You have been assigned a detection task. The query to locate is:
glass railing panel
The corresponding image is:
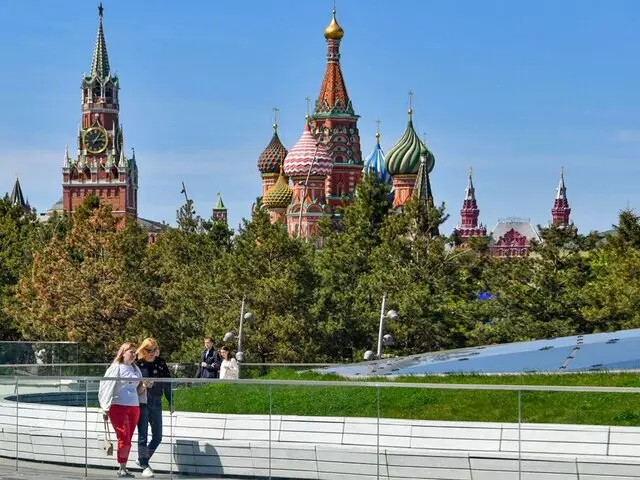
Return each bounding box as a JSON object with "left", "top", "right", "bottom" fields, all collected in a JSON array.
[
  {"left": 517, "top": 376, "right": 640, "bottom": 479},
  {"left": 377, "top": 379, "right": 520, "bottom": 480},
  {"left": 0, "top": 376, "right": 18, "bottom": 473},
  {"left": 269, "top": 379, "right": 381, "bottom": 479},
  {"left": 162, "top": 376, "right": 272, "bottom": 478},
  {"left": 11, "top": 375, "right": 85, "bottom": 472}
]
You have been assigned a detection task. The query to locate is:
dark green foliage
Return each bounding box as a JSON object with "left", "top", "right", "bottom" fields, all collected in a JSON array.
[{"left": 4, "top": 192, "right": 640, "bottom": 363}]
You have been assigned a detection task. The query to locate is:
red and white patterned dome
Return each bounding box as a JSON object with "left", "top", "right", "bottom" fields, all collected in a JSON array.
[{"left": 283, "top": 122, "right": 333, "bottom": 177}]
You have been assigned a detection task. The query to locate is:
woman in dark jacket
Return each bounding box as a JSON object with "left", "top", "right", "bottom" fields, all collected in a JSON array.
[{"left": 135, "top": 338, "right": 173, "bottom": 478}]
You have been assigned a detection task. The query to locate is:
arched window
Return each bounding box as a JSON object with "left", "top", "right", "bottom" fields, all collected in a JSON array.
[{"left": 92, "top": 83, "right": 101, "bottom": 102}]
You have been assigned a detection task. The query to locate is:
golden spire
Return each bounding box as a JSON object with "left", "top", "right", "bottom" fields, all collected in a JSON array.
[{"left": 324, "top": 8, "right": 345, "bottom": 40}]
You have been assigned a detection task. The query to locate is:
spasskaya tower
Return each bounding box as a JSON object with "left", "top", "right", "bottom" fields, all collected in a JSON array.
[{"left": 61, "top": 3, "right": 138, "bottom": 217}]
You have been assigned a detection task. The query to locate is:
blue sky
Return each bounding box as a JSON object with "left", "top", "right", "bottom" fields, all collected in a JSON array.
[{"left": 0, "top": 0, "right": 639, "bottom": 233}]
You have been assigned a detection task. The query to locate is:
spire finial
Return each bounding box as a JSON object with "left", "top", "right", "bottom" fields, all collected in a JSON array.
[
  {"left": 305, "top": 96, "right": 311, "bottom": 118},
  {"left": 91, "top": 2, "right": 110, "bottom": 78},
  {"left": 469, "top": 166, "right": 473, "bottom": 178},
  {"left": 272, "top": 107, "right": 279, "bottom": 132},
  {"left": 408, "top": 90, "right": 414, "bottom": 118},
  {"left": 375, "top": 119, "right": 381, "bottom": 144}
]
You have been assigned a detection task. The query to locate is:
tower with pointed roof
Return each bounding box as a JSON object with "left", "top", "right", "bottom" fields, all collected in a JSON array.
[
  {"left": 212, "top": 193, "right": 228, "bottom": 223},
  {"left": 284, "top": 119, "right": 333, "bottom": 239},
  {"left": 385, "top": 97, "right": 435, "bottom": 208},
  {"left": 8, "top": 177, "right": 30, "bottom": 212},
  {"left": 61, "top": 4, "right": 137, "bottom": 218},
  {"left": 453, "top": 168, "right": 487, "bottom": 242},
  {"left": 551, "top": 168, "right": 572, "bottom": 227},
  {"left": 310, "top": 8, "right": 362, "bottom": 211}
]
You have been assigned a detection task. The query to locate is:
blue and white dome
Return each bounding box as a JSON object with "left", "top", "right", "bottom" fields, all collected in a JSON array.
[{"left": 363, "top": 131, "right": 392, "bottom": 184}]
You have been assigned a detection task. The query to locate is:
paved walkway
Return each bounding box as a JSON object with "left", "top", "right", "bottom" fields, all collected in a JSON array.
[{"left": 0, "top": 457, "right": 256, "bottom": 480}]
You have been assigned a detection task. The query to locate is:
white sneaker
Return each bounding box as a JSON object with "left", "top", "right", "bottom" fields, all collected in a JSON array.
[{"left": 141, "top": 467, "right": 154, "bottom": 478}]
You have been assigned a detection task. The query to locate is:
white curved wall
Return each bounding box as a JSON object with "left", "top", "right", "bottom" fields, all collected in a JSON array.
[{"left": 1, "top": 397, "right": 640, "bottom": 479}]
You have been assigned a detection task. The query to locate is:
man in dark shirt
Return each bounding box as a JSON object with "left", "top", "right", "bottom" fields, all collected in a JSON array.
[
  {"left": 135, "top": 338, "right": 173, "bottom": 478},
  {"left": 196, "top": 337, "right": 221, "bottom": 379}
]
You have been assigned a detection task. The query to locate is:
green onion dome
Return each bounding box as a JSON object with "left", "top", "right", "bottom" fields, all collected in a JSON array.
[
  {"left": 258, "top": 125, "right": 288, "bottom": 175},
  {"left": 263, "top": 170, "right": 293, "bottom": 209},
  {"left": 385, "top": 111, "right": 435, "bottom": 175}
]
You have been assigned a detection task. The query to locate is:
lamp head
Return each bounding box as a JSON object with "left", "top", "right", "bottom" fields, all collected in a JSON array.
[
  {"left": 236, "top": 351, "right": 244, "bottom": 362},
  {"left": 363, "top": 350, "right": 374, "bottom": 361},
  {"left": 382, "top": 334, "right": 394, "bottom": 346},
  {"left": 244, "top": 312, "right": 254, "bottom": 322},
  {"left": 387, "top": 310, "right": 398, "bottom": 321},
  {"left": 223, "top": 332, "right": 236, "bottom": 342}
]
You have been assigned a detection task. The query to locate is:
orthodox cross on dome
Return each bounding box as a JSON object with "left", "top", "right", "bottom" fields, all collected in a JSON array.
[
  {"left": 272, "top": 107, "right": 279, "bottom": 132},
  {"left": 408, "top": 90, "right": 414, "bottom": 117},
  {"left": 305, "top": 97, "right": 311, "bottom": 118},
  {"left": 375, "top": 119, "right": 381, "bottom": 143}
]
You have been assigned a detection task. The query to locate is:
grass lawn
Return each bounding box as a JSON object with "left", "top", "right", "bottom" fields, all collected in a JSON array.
[{"left": 168, "top": 369, "right": 640, "bottom": 426}]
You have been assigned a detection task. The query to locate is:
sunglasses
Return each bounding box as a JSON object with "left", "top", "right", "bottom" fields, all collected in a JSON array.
[{"left": 145, "top": 347, "right": 157, "bottom": 354}]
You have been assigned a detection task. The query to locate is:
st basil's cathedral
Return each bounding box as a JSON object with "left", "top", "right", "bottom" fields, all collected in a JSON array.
[{"left": 256, "top": 9, "right": 575, "bottom": 257}]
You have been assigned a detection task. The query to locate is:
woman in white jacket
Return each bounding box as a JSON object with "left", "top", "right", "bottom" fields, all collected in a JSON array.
[
  {"left": 219, "top": 346, "right": 239, "bottom": 379},
  {"left": 98, "top": 342, "right": 148, "bottom": 478}
]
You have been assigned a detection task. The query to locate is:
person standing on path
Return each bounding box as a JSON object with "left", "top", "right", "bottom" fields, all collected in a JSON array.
[
  {"left": 99, "top": 342, "right": 146, "bottom": 478},
  {"left": 196, "top": 337, "right": 220, "bottom": 379},
  {"left": 135, "top": 338, "right": 173, "bottom": 478},
  {"left": 219, "top": 346, "right": 239, "bottom": 380}
]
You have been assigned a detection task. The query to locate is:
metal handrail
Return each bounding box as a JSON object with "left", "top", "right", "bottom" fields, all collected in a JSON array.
[{"left": 4, "top": 375, "right": 640, "bottom": 394}]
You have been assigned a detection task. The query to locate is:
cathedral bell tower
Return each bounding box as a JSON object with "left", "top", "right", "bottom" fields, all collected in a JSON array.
[
  {"left": 62, "top": 3, "right": 138, "bottom": 217},
  {"left": 310, "top": 9, "right": 362, "bottom": 211}
]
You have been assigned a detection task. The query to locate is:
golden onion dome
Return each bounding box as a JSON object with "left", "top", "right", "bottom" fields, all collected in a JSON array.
[
  {"left": 324, "top": 9, "right": 344, "bottom": 40},
  {"left": 263, "top": 171, "right": 293, "bottom": 209}
]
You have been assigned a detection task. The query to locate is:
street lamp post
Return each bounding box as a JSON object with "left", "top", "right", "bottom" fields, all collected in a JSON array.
[
  {"left": 224, "top": 295, "right": 254, "bottom": 377},
  {"left": 375, "top": 292, "right": 398, "bottom": 360}
]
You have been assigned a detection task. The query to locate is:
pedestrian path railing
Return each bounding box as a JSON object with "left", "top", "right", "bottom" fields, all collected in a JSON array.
[{"left": 1, "top": 375, "right": 640, "bottom": 479}]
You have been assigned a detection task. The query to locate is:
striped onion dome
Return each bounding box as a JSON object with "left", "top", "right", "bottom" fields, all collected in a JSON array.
[
  {"left": 385, "top": 111, "right": 435, "bottom": 175},
  {"left": 258, "top": 125, "right": 288, "bottom": 174},
  {"left": 363, "top": 132, "right": 392, "bottom": 184},
  {"left": 263, "top": 170, "right": 293, "bottom": 209},
  {"left": 283, "top": 120, "right": 333, "bottom": 177}
]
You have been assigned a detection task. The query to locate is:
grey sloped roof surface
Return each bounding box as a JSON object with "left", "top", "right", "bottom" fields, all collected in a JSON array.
[
  {"left": 489, "top": 218, "right": 541, "bottom": 244},
  {"left": 319, "top": 329, "right": 640, "bottom": 377}
]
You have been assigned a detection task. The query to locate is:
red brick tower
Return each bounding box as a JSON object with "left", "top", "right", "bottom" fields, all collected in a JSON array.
[
  {"left": 551, "top": 168, "right": 571, "bottom": 227},
  {"left": 309, "top": 9, "right": 362, "bottom": 211},
  {"left": 453, "top": 168, "right": 487, "bottom": 242},
  {"left": 62, "top": 4, "right": 138, "bottom": 217}
]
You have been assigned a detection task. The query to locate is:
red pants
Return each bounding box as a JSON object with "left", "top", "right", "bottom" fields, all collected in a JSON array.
[{"left": 108, "top": 404, "right": 140, "bottom": 464}]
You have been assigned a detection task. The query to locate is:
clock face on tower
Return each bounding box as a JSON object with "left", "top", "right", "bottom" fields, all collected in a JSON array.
[{"left": 83, "top": 126, "right": 108, "bottom": 154}]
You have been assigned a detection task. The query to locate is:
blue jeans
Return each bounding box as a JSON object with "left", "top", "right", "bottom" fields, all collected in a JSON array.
[{"left": 137, "top": 398, "right": 162, "bottom": 467}]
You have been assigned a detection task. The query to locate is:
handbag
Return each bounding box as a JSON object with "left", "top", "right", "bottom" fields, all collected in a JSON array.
[{"left": 102, "top": 413, "right": 114, "bottom": 456}]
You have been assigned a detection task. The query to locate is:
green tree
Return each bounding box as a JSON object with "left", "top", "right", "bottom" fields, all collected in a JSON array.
[
  {"left": 11, "top": 197, "right": 150, "bottom": 355},
  {"left": 0, "top": 198, "right": 40, "bottom": 340},
  {"left": 220, "top": 208, "right": 318, "bottom": 362}
]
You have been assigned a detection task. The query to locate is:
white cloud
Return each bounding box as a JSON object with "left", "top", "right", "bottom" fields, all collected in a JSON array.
[{"left": 613, "top": 130, "right": 640, "bottom": 142}]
